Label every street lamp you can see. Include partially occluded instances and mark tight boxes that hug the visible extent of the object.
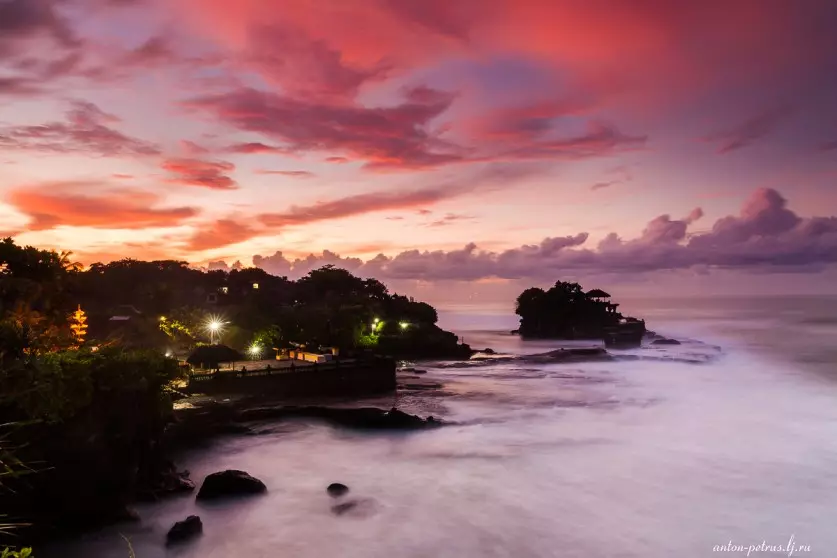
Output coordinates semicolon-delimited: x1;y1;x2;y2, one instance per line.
249;344;262;360
399;322;410;330
206;318;225;345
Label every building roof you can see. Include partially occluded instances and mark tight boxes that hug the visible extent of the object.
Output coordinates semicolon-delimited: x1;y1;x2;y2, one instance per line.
586;289;611;298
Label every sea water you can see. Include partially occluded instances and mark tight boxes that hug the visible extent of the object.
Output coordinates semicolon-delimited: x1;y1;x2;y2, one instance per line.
47;296;837;557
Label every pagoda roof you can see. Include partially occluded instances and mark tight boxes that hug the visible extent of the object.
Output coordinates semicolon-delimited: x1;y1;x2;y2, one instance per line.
586;289;611;298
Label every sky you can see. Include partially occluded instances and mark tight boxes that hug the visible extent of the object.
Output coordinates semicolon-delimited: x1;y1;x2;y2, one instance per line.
2;0;837;306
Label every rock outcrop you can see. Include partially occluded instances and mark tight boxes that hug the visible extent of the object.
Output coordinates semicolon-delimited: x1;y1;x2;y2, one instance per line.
166;515;203;545
327;483;349;497
237;406;443;430
196;470;267;500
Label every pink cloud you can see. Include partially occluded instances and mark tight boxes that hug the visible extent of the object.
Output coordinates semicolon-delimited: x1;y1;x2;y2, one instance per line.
247;188;837;280
0;0;78;52
0;100;160;157
702;105;794;154
590;181;619;191
259;187;460;228
245;23;390;101
179;139;211;156
254;169;314;178
174;0;835;108
227;142;294;155
161;158;239;190
187;86;464;170
187;85;643;170
426;213;476;227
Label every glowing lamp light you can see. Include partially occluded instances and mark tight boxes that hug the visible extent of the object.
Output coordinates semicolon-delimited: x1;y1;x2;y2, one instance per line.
399;322;410;330
249;344;262;358
165;350;173;358
205;316;227;344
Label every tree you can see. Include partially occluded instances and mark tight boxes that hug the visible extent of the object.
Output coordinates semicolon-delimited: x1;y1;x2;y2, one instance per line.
0;238;76;320
251;326;283;351
515;281;623;338
158;306;206;348
68;305;88;347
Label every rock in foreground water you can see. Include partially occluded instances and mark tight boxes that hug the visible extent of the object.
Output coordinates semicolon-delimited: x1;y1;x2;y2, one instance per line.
196;470;266;500
331;498;378;517
167;515;202;545
327;483;349;497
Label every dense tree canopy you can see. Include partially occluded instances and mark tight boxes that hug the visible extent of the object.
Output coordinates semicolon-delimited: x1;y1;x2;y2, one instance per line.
1;238;459;357
515;281;626;339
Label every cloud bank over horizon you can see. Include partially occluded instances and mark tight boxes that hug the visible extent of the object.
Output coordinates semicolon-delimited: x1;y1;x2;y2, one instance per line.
194;188;837;284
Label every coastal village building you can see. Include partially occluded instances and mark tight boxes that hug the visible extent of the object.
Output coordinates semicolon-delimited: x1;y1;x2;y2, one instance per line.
274;346;340;363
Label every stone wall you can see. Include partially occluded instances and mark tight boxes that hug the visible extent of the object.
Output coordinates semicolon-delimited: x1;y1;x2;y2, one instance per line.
185;358;396;397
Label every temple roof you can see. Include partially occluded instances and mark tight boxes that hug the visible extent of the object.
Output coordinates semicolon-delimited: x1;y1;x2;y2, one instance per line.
586;289;611;298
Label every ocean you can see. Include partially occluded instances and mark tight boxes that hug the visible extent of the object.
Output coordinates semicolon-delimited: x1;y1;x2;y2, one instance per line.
47;296;837;557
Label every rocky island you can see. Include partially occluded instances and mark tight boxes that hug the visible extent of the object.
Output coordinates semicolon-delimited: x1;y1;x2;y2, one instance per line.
514;281;647;346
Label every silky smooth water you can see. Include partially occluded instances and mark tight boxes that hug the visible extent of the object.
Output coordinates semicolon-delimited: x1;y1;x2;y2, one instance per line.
48;297;837;557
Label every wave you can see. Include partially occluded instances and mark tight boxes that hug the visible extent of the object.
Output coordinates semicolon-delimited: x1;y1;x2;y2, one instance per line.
435;341;719;369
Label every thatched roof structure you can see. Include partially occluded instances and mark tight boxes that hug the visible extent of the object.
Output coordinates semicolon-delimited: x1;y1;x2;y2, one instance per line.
586;289;611;299
187;344;244;367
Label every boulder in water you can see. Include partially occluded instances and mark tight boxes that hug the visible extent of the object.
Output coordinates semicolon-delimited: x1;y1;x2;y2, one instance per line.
483;348;496;355
332;501;357;515
167;515;203;545
327;483;349;497
196;470;266;500
652;338;681;346
136;460;196;502
331;498;378;517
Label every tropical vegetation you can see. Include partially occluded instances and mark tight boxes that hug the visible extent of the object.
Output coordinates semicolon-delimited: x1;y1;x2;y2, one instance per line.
0;237;469;544
515;281;628;338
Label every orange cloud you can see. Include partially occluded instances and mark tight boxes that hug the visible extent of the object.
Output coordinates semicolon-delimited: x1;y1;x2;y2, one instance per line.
7;181;198;230
186;218;258;251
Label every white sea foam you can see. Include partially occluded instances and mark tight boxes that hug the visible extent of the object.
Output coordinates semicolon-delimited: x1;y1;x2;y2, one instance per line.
48;297;837;558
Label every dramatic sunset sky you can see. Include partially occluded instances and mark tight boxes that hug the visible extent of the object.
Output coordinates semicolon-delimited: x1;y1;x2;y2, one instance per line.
2;0;836;303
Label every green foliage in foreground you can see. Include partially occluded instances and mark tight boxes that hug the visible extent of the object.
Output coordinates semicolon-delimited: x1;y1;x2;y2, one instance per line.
0;347;182;424
1;548;32;558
